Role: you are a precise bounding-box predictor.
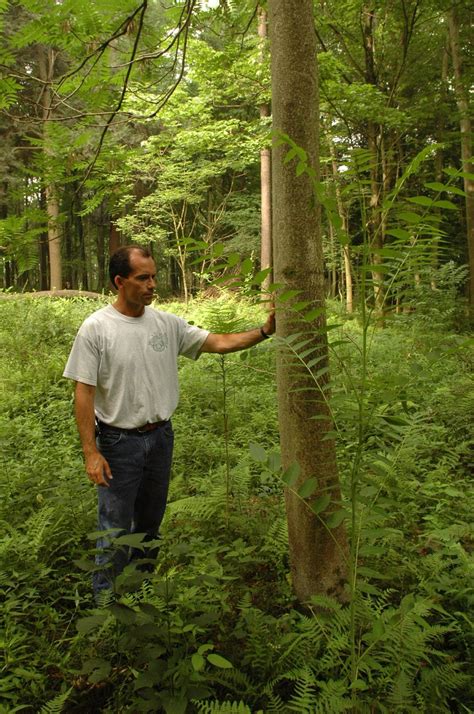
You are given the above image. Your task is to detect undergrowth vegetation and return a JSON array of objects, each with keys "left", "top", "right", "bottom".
[{"left": 0, "top": 292, "right": 472, "bottom": 713}]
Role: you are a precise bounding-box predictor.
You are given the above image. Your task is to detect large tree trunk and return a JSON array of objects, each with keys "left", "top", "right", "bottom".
[
  {"left": 269, "top": 0, "right": 348, "bottom": 603},
  {"left": 448, "top": 8, "right": 474, "bottom": 311},
  {"left": 258, "top": 6, "right": 273, "bottom": 293}
]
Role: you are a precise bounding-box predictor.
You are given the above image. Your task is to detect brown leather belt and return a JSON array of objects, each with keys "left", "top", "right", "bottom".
[{"left": 97, "top": 419, "right": 168, "bottom": 435}]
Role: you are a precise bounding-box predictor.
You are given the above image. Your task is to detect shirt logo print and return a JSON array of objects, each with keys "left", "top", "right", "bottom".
[{"left": 149, "top": 332, "right": 168, "bottom": 352}]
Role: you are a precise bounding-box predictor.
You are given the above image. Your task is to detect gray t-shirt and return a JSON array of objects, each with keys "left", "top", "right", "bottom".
[{"left": 63, "top": 304, "right": 209, "bottom": 428}]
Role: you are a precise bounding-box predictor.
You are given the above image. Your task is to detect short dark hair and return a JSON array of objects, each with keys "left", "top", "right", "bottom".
[{"left": 109, "top": 245, "right": 152, "bottom": 289}]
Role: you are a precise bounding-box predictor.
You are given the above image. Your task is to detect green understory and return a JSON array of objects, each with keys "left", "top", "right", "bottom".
[{"left": 1, "top": 293, "right": 472, "bottom": 713}]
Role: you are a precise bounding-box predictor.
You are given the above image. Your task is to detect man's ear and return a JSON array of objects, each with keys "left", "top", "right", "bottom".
[{"left": 114, "top": 275, "right": 123, "bottom": 290}]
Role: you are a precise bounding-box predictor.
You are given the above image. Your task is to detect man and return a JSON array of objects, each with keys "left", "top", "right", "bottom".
[{"left": 63, "top": 245, "right": 275, "bottom": 595}]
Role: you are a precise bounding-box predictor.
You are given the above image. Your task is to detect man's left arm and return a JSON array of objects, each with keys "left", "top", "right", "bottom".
[{"left": 200, "top": 312, "right": 275, "bottom": 355}]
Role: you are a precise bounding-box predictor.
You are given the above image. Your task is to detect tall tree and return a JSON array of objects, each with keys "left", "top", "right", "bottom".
[
  {"left": 447, "top": 5, "right": 474, "bottom": 310},
  {"left": 269, "top": 0, "right": 348, "bottom": 602},
  {"left": 257, "top": 5, "right": 272, "bottom": 293},
  {"left": 38, "top": 46, "right": 62, "bottom": 289}
]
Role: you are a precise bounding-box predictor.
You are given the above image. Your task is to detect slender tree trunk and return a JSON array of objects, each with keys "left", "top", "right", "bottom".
[
  {"left": 96, "top": 205, "right": 106, "bottom": 291},
  {"left": 269, "top": 0, "right": 348, "bottom": 603},
  {"left": 74, "top": 184, "right": 88, "bottom": 290},
  {"left": 431, "top": 44, "right": 450, "bottom": 290},
  {"left": 329, "top": 140, "right": 353, "bottom": 312},
  {"left": 45, "top": 184, "right": 61, "bottom": 289},
  {"left": 258, "top": 6, "right": 273, "bottom": 293},
  {"left": 448, "top": 8, "right": 474, "bottom": 311},
  {"left": 109, "top": 217, "right": 121, "bottom": 257},
  {"left": 39, "top": 188, "right": 49, "bottom": 290},
  {"left": 38, "top": 47, "right": 62, "bottom": 290},
  {"left": 361, "top": 5, "right": 385, "bottom": 315},
  {"left": 0, "top": 182, "right": 9, "bottom": 289}
]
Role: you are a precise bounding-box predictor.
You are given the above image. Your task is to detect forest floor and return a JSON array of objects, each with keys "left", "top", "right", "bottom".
[{"left": 1, "top": 293, "right": 473, "bottom": 713}]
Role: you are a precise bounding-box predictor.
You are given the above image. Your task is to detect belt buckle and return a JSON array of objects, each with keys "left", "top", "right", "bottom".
[{"left": 137, "top": 423, "right": 149, "bottom": 433}]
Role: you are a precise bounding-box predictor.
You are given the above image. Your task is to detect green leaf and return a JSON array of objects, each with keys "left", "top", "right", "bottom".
[
  {"left": 397, "top": 211, "right": 421, "bottom": 224},
  {"left": 191, "top": 653, "right": 205, "bottom": 671},
  {"left": 297, "top": 477, "right": 318, "bottom": 499},
  {"left": 76, "top": 614, "right": 108, "bottom": 635},
  {"left": 281, "top": 461, "right": 300, "bottom": 486},
  {"left": 207, "top": 653, "right": 233, "bottom": 669},
  {"left": 227, "top": 253, "right": 241, "bottom": 267},
  {"left": 278, "top": 289, "right": 302, "bottom": 302},
  {"left": 357, "top": 580, "right": 382, "bottom": 595},
  {"left": 304, "top": 307, "right": 325, "bottom": 321},
  {"left": 249, "top": 442, "right": 267, "bottom": 463},
  {"left": 268, "top": 451, "right": 281, "bottom": 472},
  {"left": 357, "top": 566, "right": 388, "bottom": 580},
  {"left": 445, "top": 186, "right": 466, "bottom": 196},
  {"left": 211, "top": 243, "right": 224, "bottom": 257},
  {"left": 432, "top": 199, "right": 457, "bottom": 210},
  {"left": 74, "top": 558, "right": 99, "bottom": 572},
  {"left": 283, "top": 147, "right": 298, "bottom": 164},
  {"left": 296, "top": 161, "right": 306, "bottom": 177},
  {"left": 251, "top": 268, "right": 272, "bottom": 285},
  {"left": 407, "top": 196, "right": 433, "bottom": 207},
  {"left": 310, "top": 493, "right": 331, "bottom": 515},
  {"left": 361, "top": 264, "right": 393, "bottom": 273},
  {"left": 109, "top": 604, "right": 138, "bottom": 624},
  {"left": 325, "top": 510, "right": 346, "bottom": 529},
  {"left": 292, "top": 300, "right": 312, "bottom": 312},
  {"left": 113, "top": 533, "right": 146, "bottom": 548},
  {"left": 385, "top": 228, "right": 410, "bottom": 240},
  {"left": 424, "top": 181, "right": 448, "bottom": 192},
  {"left": 81, "top": 657, "right": 111, "bottom": 683},
  {"left": 240, "top": 257, "right": 253, "bottom": 275},
  {"left": 350, "top": 679, "right": 368, "bottom": 691}
]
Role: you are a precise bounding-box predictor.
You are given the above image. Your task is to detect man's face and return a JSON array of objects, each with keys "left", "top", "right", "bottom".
[{"left": 117, "top": 251, "right": 157, "bottom": 310}]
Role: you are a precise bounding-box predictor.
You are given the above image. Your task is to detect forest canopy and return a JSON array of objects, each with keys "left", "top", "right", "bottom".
[{"left": 0, "top": 0, "right": 472, "bottom": 309}]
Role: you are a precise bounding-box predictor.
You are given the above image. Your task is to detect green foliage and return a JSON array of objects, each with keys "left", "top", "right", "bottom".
[{"left": 1, "top": 293, "right": 472, "bottom": 712}]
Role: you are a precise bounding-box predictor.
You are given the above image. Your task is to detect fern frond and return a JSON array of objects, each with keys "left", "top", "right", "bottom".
[
  {"left": 286, "top": 669, "right": 319, "bottom": 712},
  {"left": 39, "top": 687, "right": 73, "bottom": 714},
  {"left": 194, "top": 699, "right": 252, "bottom": 714}
]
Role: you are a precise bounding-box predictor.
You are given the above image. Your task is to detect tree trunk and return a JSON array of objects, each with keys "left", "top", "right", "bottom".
[
  {"left": 39, "top": 188, "right": 49, "bottom": 290},
  {"left": 38, "top": 47, "right": 62, "bottom": 290},
  {"left": 258, "top": 6, "right": 273, "bottom": 293},
  {"left": 448, "top": 8, "right": 474, "bottom": 311},
  {"left": 361, "top": 5, "right": 385, "bottom": 315},
  {"left": 269, "top": 0, "right": 348, "bottom": 603},
  {"left": 329, "top": 140, "right": 353, "bottom": 312},
  {"left": 45, "top": 184, "right": 62, "bottom": 290}
]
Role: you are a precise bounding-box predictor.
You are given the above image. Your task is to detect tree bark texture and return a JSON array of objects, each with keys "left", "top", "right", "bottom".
[{"left": 269, "top": 0, "right": 348, "bottom": 603}]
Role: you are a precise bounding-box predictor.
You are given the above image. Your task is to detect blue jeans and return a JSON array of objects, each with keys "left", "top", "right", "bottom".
[{"left": 93, "top": 421, "right": 174, "bottom": 595}]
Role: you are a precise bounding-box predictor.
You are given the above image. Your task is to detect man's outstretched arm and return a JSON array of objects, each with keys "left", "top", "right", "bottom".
[
  {"left": 74, "top": 381, "right": 112, "bottom": 487},
  {"left": 201, "top": 311, "right": 275, "bottom": 355}
]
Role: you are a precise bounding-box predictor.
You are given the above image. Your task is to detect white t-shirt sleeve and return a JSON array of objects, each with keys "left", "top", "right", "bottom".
[
  {"left": 177, "top": 317, "right": 210, "bottom": 360},
  {"left": 63, "top": 320, "right": 101, "bottom": 385}
]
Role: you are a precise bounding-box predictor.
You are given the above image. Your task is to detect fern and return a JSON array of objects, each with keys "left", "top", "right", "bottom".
[
  {"left": 169, "top": 463, "right": 255, "bottom": 521},
  {"left": 39, "top": 687, "right": 73, "bottom": 714},
  {"left": 194, "top": 700, "right": 253, "bottom": 714},
  {"left": 286, "top": 667, "right": 320, "bottom": 712}
]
